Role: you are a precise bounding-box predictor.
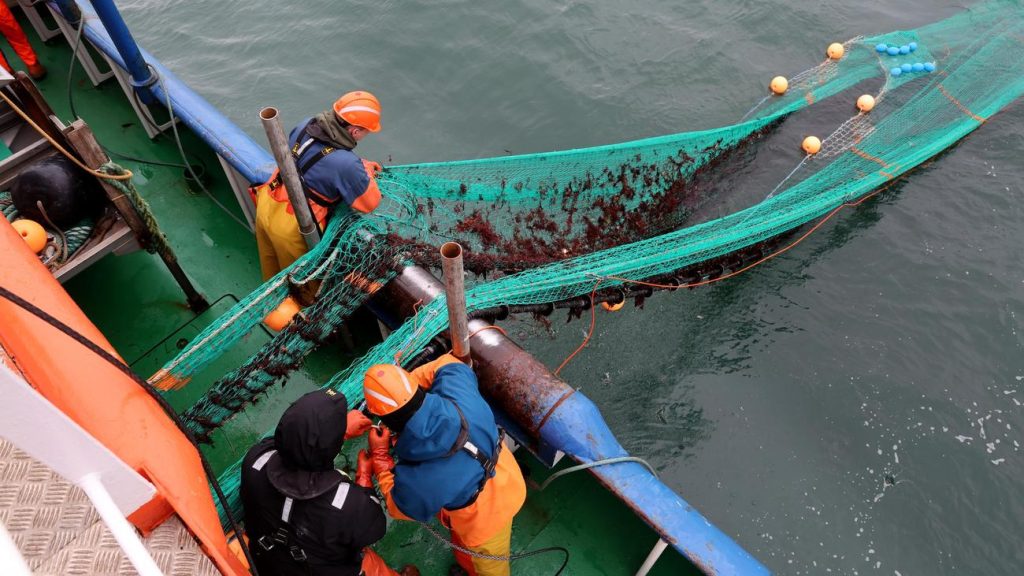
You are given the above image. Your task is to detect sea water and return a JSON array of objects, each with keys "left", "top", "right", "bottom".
[{"left": 122, "top": 1, "right": 1024, "bottom": 573}]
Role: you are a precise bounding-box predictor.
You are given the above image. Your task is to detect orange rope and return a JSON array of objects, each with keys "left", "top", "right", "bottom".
[
  {"left": 468, "top": 324, "right": 508, "bottom": 339},
  {"left": 938, "top": 84, "right": 985, "bottom": 123},
  {"left": 393, "top": 298, "right": 426, "bottom": 363},
  {"left": 553, "top": 278, "right": 603, "bottom": 376},
  {"left": 552, "top": 184, "right": 892, "bottom": 374},
  {"left": 850, "top": 146, "right": 889, "bottom": 169},
  {"left": 411, "top": 299, "right": 424, "bottom": 330}
]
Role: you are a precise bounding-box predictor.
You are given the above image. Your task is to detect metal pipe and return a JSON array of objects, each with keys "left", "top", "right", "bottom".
[
  {"left": 259, "top": 107, "right": 320, "bottom": 249},
  {"left": 88, "top": 0, "right": 156, "bottom": 104},
  {"left": 439, "top": 242, "right": 471, "bottom": 362}
]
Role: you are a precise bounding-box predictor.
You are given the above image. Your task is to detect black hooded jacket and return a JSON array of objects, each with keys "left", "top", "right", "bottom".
[{"left": 240, "top": 390, "right": 386, "bottom": 576}]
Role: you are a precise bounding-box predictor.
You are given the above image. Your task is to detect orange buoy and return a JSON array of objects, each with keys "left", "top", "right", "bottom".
[
  {"left": 601, "top": 300, "right": 625, "bottom": 312},
  {"left": 12, "top": 219, "right": 47, "bottom": 253},
  {"left": 827, "top": 43, "right": 845, "bottom": 60},
  {"left": 856, "top": 94, "right": 876, "bottom": 112},
  {"left": 770, "top": 76, "right": 789, "bottom": 95},
  {"left": 802, "top": 136, "right": 822, "bottom": 155},
  {"left": 264, "top": 296, "right": 302, "bottom": 331}
]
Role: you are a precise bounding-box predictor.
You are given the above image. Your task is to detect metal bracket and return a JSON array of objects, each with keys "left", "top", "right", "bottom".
[
  {"left": 104, "top": 61, "right": 177, "bottom": 139},
  {"left": 16, "top": 0, "right": 62, "bottom": 42},
  {"left": 45, "top": 4, "right": 115, "bottom": 87},
  {"left": 217, "top": 154, "right": 256, "bottom": 231}
]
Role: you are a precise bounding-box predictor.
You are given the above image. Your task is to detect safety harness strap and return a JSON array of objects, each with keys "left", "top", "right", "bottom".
[
  {"left": 250, "top": 446, "right": 341, "bottom": 569},
  {"left": 256, "top": 496, "right": 311, "bottom": 565},
  {"left": 443, "top": 400, "right": 505, "bottom": 494},
  {"left": 293, "top": 139, "right": 337, "bottom": 175},
  {"left": 260, "top": 120, "right": 343, "bottom": 207}
]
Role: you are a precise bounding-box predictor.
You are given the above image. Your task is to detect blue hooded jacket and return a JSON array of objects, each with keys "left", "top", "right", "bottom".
[
  {"left": 390, "top": 362, "right": 501, "bottom": 522},
  {"left": 288, "top": 118, "right": 374, "bottom": 211}
]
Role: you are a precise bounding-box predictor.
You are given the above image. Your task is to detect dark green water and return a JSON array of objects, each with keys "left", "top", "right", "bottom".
[{"left": 123, "top": 1, "right": 1023, "bottom": 574}]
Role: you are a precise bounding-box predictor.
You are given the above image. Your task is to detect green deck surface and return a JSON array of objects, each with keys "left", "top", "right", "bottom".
[{"left": 16, "top": 10, "right": 706, "bottom": 575}]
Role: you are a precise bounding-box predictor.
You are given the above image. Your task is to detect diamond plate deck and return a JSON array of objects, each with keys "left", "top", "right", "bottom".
[{"left": 0, "top": 438, "right": 221, "bottom": 575}]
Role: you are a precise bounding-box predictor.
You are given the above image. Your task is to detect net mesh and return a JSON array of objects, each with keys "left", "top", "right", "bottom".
[{"left": 146, "top": 1, "right": 1024, "bottom": 525}]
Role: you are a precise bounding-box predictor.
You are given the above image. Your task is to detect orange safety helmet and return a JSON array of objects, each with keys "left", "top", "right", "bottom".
[
  {"left": 363, "top": 364, "right": 416, "bottom": 415},
  {"left": 333, "top": 91, "right": 382, "bottom": 133}
]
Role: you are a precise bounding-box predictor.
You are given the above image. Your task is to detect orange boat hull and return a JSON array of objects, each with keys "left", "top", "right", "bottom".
[{"left": 0, "top": 219, "right": 247, "bottom": 575}]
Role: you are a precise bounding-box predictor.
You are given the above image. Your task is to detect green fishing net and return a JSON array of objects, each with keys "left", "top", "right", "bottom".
[{"left": 149, "top": 1, "right": 1024, "bottom": 525}]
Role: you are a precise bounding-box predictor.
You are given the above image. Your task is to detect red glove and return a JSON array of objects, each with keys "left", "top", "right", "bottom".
[
  {"left": 367, "top": 425, "right": 395, "bottom": 474},
  {"left": 345, "top": 410, "right": 372, "bottom": 440},
  {"left": 355, "top": 450, "right": 373, "bottom": 488},
  {"left": 362, "top": 159, "right": 383, "bottom": 176}
]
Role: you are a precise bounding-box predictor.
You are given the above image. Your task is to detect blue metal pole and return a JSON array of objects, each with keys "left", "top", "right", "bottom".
[
  {"left": 545, "top": 392, "right": 772, "bottom": 575},
  {"left": 86, "top": 0, "right": 157, "bottom": 103}
]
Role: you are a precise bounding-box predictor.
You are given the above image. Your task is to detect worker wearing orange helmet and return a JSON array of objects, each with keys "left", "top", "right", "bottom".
[
  {"left": 362, "top": 354, "right": 526, "bottom": 576},
  {"left": 252, "top": 91, "right": 384, "bottom": 280}
]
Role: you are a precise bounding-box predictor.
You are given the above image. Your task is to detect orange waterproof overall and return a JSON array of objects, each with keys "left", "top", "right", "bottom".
[
  {"left": 377, "top": 355, "right": 527, "bottom": 576},
  {"left": 251, "top": 170, "right": 330, "bottom": 280},
  {"left": 251, "top": 156, "right": 380, "bottom": 281}
]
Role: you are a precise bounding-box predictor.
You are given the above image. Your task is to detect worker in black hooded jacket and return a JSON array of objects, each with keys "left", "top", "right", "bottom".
[{"left": 240, "top": 389, "right": 418, "bottom": 576}]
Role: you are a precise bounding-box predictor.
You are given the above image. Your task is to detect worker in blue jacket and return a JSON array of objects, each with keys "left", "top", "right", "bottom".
[
  {"left": 363, "top": 354, "right": 526, "bottom": 576},
  {"left": 252, "top": 90, "right": 383, "bottom": 280}
]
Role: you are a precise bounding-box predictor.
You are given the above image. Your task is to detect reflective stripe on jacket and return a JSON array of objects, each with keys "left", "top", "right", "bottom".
[{"left": 241, "top": 438, "right": 387, "bottom": 576}]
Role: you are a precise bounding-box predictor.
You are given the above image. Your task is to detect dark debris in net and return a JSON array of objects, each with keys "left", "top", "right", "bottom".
[{"left": 389, "top": 125, "right": 776, "bottom": 277}]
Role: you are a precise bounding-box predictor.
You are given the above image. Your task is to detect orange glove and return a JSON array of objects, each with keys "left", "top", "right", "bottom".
[
  {"left": 345, "top": 409, "right": 372, "bottom": 440},
  {"left": 355, "top": 450, "right": 374, "bottom": 488},
  {"left": 362, "top": 159, "right": 383, "bottom": 176},
  {"left": 367, "top": 425, "right": 395, "bottom": 475}
]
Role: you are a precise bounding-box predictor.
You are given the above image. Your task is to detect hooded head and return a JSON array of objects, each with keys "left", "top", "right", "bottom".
[{"left": 265, "top": 389, "right": 348, "bottom": 499}]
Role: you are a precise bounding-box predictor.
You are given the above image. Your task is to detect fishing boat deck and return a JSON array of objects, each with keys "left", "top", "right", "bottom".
[{"left": 5, "top": 7, "right": 705, "bottom": 575}]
